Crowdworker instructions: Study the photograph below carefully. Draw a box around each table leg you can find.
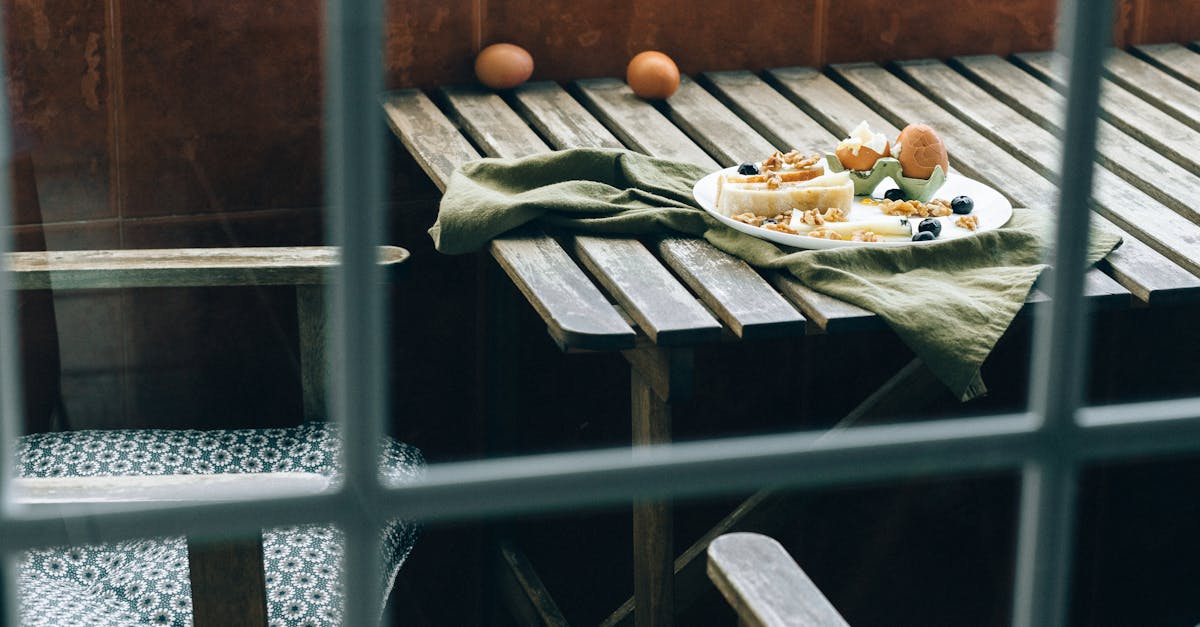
[626,346,692,627]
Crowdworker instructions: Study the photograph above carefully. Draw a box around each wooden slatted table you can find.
[382,49,1200,626]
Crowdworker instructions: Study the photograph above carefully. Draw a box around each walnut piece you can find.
[808,228,843,240]
[956,214,979,231]
[850,230,883,243]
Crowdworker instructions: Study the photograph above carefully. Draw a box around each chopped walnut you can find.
[820,207,848,222]
[850,230,883,243]
[731,212,762,226]
[956,214,979,231]
[808,228,843,240]
[796,209,825,226]
[760,151,784,172]
[763,221,798,234]
[765,171,782,189]
[880,198,954,218]
[781,150,821,169]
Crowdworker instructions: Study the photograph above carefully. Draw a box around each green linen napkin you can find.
[431,148,1120,401]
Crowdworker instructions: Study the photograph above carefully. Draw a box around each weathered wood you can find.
[601,490,794,627]
[631,368,675,627]
[822,62,1190,305]
[1134,43,1200,90]
[189,535,269,627]
[707,533,851,627]
[1103,49,1200,130]
[386,86,636,351]
[656,76,779,166]
[1012,51,1200,176]
[381,89,480,192]
[513,80,804,339]
[573,236,722,346]
[441,85,550,160]
[497,541,572,627]
[490,226,636,351]
[5,246,406,290]
[655,238,804,340]
[297,285,327,422]
[573,78,720,170]
[897,59,1200,279]
[511,81,626,151]
[768,272,881,334]
[621,346,694,403]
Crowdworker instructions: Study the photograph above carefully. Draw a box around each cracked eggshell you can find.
[895,124,949,180]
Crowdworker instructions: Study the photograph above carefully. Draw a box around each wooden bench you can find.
[383,47,1200,626]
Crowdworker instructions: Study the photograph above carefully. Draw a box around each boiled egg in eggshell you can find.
[626,51,680,100]
[475,43,534,90]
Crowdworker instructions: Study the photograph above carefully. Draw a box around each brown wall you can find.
[4,0,1198,430]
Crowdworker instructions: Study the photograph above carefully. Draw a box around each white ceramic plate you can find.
[692,166,1013,250]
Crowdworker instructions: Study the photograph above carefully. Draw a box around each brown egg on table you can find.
[894,123,949,179]
[626,51,680,100]
[474,43,534,90]
[835,120,890,171]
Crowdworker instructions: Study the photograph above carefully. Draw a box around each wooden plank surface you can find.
[707,533,851,627]
[384,88,635,351]
[896,59,1200,279]
[443,85,722,347]
[1011,51,1200,175]
[1103,49,1200,129]
[1132,43,1200,90]
[656,77,778,165]
[574,78,719,170]
[381,90,479,192]
[511,81,626,151]
[497,541,572,627]
[6,246,406,290]
[820,62,1194,305]
[513,80,805,339]
[189,535,269,627]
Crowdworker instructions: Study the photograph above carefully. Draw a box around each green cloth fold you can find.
[431,148,1120,401]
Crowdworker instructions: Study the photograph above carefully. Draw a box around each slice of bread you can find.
[716,171,854,217]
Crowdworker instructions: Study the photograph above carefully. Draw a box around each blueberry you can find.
[917,218,942,238]
[951,195,974,214]
[912,231,936,242]
[737,162,760,175]
[762,219,777,225]
[884,188,906,202]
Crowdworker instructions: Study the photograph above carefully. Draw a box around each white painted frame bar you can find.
[0,1,1186,627]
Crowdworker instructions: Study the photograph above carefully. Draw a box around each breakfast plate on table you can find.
[692,165,1013,251]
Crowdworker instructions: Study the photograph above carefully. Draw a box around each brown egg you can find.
[836,140,889,171]
[895,123,949,179]
[475,43,534,90]
[626,51,680,100]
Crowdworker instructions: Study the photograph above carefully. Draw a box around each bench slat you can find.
[574,78,720,170]
[1012,51,1200,176]
[1132,43,1200,90]
[442,85,720,346]
[384,88,635,351]
[823,62,1193,306]
[530,79,805,338]
[1103,49,1200,130]
[6,246,406,290]
[897,59,1200,280]
[707,533,851,627]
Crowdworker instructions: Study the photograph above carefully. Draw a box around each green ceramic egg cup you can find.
[823,154,946,202]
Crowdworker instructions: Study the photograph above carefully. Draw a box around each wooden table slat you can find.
[381,89,481,192]
[655,238,805,339]
[1011,51,1200,176]
[1132,43,1200,91]
[440,85,552,158]
[769,272,881,334]
[384,88,636,351]
[656,76,779,166]
[510,81,806,338]
[1102,49,1200,132]
[444,83,728,345]
[573,78,720,170]
[821,62,1194,305]
[511,81,626,151]
[895,59,1200,279]
[573,236,722,345]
